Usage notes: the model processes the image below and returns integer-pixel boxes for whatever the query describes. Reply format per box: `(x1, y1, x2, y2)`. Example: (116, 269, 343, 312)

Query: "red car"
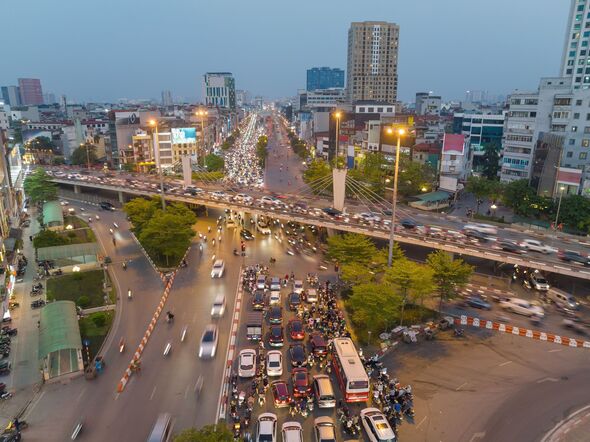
(271, 380, 291, 408)
(288, 319, 305, 341)
(291, 368, 311, 398)
(310, 332, 327, 356)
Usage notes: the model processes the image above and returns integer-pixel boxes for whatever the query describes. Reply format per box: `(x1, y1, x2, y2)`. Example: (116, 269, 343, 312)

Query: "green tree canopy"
(426, 250, 473, 312)
(349, 152, 387, 195)
(397, 153, 436, 197)
(173, 424, 233, 442)
(70, 144, 98, 166)
(502, 179, 553, 218)
(481, 142, 501, 180)
(123, 197, 160, 234)
(557, 195, 590, 232)
(204, 154, 224, 171)
(303, 159, 331, 192)
(347, 283, 403, 335)
(33, 229, 68, 248)
(340, 262, 377, 286)
(28, 136, 56, 151)
(23, 168, 58, 204)
(326, 233, 377, 266)
(138, 211, 195, 266)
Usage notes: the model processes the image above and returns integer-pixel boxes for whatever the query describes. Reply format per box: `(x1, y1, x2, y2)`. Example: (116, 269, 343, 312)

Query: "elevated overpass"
(51, 177, 590, 281)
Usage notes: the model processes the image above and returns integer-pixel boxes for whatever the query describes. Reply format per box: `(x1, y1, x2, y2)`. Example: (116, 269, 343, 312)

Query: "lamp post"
(386, 127, 406, 267)
(334, 111, 342, 164)
(148, 119, 166, 210)
(554, 186, 566, 230)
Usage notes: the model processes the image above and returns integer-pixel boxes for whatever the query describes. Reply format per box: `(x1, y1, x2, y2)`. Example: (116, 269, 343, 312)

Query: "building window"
(575, 113, 581, 119)
(573, 126, 579, 131)
(580, 152, 588, 160)
(359, 107, 365, 112)
(567, 151, 574, 158)
(450, 155, 457, 160)
(583, 139, 590, 147)
(570, 139, 576, 145)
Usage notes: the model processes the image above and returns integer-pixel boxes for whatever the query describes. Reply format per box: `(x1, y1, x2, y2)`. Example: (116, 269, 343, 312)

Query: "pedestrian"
(29, 235, 33, 242)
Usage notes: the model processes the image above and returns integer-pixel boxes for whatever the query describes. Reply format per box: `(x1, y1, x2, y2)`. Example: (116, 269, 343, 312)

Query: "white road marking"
(548, 349, 563, 353)
(76, 388, 86, 402)
(149, 386, 157, 400)
(184, 385, 190, 399)
(470, 432, 486, 441)
(456, 382, 468, 391)
(23, 391, 45, 418)
(416, 416, 427, 429)
(536, 377, 559, 383)
(499, 361, 512, 367)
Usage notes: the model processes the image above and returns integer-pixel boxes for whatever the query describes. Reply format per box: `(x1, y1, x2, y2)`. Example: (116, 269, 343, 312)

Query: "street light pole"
(387, 128, 405, 267)
(554, 186, 566, 230)
(149, 119, 166, 211)
(334, 111, 341, 163)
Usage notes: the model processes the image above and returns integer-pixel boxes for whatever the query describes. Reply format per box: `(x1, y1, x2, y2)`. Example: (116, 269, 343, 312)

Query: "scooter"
(71, 418, 84, 440)
(181, 325, 188, 342)
(164, 342, 172, 357)
(127, 290, 132, 300)
(122, 261, 127, 270)
(119, 338, 125, 353)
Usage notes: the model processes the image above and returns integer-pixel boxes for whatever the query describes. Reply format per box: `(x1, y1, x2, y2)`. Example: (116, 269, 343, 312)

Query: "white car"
(210, 190, 226, 199)
(520, 239, 555, 254)
(314, 416, 337, 442)
(210, 294, 226, 317)
(256, 413, 277, 442)
(266, 350, 283, 376)
(360, 407, 396, 442)
(293, 280, 304, 295)
(257, 222, 271, 235)
(238, 349, 257, 378)
(211, 260, 225, 278)
(235, 193, 253, 204)
(281, 421, 303, 442)
(269, 291, 281, 306)
(464, 223, 498, 235)
(198, 324, 218, 358)
(226, 219, 237, 228)
(359, 212, 381, 223)
(260, 196, 278, 205)
(500, 297, 545, 318)
(270, 277, 281, 291)
(529, 272, 550, 291)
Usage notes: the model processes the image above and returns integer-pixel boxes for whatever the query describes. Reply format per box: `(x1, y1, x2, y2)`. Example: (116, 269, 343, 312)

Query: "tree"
(123, 197, 160, 234)
(28, 136, 56, 151)
(33, 229, 68, 248)
(71, 144, 98, 166)
(397, 153, 436, 197)
(557, 195, 590, 232)
(174, 425, 233, 442)
(24, 168, 58, 204)
(349, 152, 387, 195)
(166, 202, 198, 227)
(326, 233, 377, 266)
(347, 283, 403, 335)
(340, 262, 376, 286)
(426, 250, 473, 312)
(303, 159, 331, 192)
(502, 179, 553, 218)
(139, 212, 195, 266)
(256, 135, 268, 167)
(204, 154, 224, 171)
(481, 142, 501, 179)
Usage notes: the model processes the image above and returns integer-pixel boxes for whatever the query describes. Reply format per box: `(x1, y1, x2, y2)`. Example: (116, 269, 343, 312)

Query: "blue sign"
(171, 128, 197, 144)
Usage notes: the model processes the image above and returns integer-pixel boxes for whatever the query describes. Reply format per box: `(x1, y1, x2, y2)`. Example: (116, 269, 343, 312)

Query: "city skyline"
(1, 0, 568, 103)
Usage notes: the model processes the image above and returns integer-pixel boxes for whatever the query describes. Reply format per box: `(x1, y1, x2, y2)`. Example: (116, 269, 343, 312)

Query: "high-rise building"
(161, 90, 173, 106)
(415, 92, 442, 116)
(561, 0, 590, 89)
(346, 21, 400, 103)
(306, 67, 345, 91)
(18, 78, 44, 105)
(1, 86, 21, 107)
(203, 72, 236, 109)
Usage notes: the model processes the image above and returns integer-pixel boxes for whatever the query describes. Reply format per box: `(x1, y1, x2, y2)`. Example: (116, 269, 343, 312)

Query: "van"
(257, 275, 267, 290)
(547, 288, 580, 310)
(313, 375, 336, 408)
(305, 289, 318, 303)
(147, 413, 172, 442)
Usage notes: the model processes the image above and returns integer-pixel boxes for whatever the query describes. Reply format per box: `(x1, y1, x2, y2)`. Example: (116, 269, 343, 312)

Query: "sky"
(2, 0, 569, 103)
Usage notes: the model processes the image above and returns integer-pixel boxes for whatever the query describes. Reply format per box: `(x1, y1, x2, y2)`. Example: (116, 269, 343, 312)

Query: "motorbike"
(109, 228, 114, 235)
(52, 269, 63, 276)
(127, 289, 132, 300)
(113, 222, 119, 229)
(119, 338, 125, 353)
(166, 312, 174, 323)
(181, 326, 188, 342)
(163, 342, 172, 357)
(238, 390, 246, 408)
(122, 261, 127, 270)
(71, 418, 84, 440)
(233, 249, 239, 256)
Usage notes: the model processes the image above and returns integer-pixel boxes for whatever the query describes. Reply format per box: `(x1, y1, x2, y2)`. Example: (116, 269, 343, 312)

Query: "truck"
(246, 312, 263, 341)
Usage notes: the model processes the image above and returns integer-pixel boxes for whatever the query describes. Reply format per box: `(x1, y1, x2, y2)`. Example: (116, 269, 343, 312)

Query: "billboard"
(171, 128, 196, 144)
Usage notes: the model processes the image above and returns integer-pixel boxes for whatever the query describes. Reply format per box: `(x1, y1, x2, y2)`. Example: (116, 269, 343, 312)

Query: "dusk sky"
(2, 0, 568, 103)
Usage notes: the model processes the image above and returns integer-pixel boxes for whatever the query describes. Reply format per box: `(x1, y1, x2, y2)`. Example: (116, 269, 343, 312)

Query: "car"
(210, 190, 226, 199)
(310, 332, 328, 356)
(314, 416, 337, 442)
(288, 319, 305, 341)
(528, 271, 550, 291)
(463, 223, 498, 235)
(198, 324, 218, 358)
(234, 193, 252, 203)
(226, 219, 237, 228)
(100, 201, 115, 211)
(268, 325, 284, 347)
(305, 289, 318, 303)
(211, 259, 225, 278)
(268, 306, 283, 324)
(256, 412, 277, 441)
(520, 239, 555, 254)
(464, 296, 491, 310)
(500, 297, 545, 318)
(257, 222, 271, 235)
(269, 291, 281, 306)
(238, 349, 257, 378)
(558, 250, 590, 266)
(210, 294, 226, 317)
(359, 212, 381, 223)
(400, 218, 419, 229)
(498, 240, 526, 254)
(270, 277, 281, 291)
(289, 344, 307, 367)
(463, 228, 490, 242)
(290, 367, 311, 398)
(266, 350, 283, 376)
(252, 290, 266, 310)
(360, 407, 396, 442)
(287, 292, 302, 311)
(293, 280, 304, 294)
(270, 381, 291, 408)
(240, 229, 255, 240)
(257, 275, 267, 290)
(281, 422, 303, 442)
(260, 196, 278, 205)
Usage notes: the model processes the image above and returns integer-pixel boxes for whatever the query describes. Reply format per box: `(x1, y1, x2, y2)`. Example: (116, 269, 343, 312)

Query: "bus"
(331, 337, 370, 402)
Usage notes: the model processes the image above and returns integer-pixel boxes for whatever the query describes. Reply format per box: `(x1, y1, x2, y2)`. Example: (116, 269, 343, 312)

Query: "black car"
(322, 207, 341, 217)
(252, 290, 265, 310)
(463, 229, 489, 241)
(499, 240, 526, 254)
(289, 344, 307, 367)
(558, 250, 590, 266)
(267, 325, 284, 347)
(287, 292, 301, 311)
(400, 219, 418, 229)
(240, 229, 254, 240)
(99, 201, 115, 211)
(268, 306, 283, 324)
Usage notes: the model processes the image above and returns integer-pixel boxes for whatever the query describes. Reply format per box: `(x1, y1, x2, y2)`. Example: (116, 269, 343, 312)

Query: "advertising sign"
(171, 128, 196, 144)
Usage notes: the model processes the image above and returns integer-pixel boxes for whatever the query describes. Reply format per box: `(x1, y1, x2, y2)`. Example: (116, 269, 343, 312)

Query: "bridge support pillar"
(73, 185, 81, 194)
(332, 168, 347, 212)
(118, 191, 125, 204)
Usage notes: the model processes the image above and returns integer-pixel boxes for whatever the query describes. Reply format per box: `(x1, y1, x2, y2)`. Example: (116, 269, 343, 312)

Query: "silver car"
(198, 324, 218, 358)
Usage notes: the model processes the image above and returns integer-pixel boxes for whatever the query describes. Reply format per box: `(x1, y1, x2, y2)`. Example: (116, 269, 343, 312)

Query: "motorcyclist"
(122, 261, 127, 270)
(166, 311, 174, 322)
(127, 288, 132, 299)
